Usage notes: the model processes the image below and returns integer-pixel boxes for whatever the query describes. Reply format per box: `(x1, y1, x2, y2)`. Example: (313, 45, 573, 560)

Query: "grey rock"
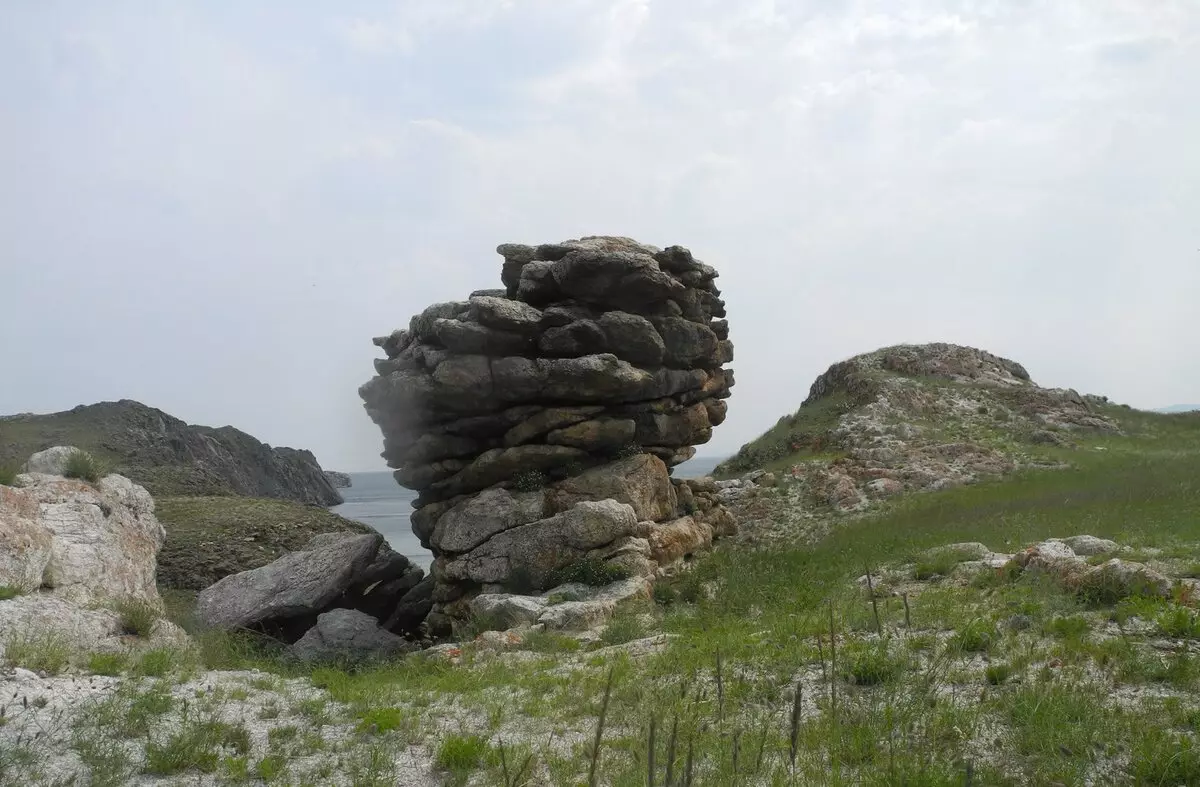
(431, 487, 547, 554)
(1062, 535, 1120, 556)
(504, 406, 605, 447)
(431, 318, 532, 356)
(195, 533, 382, 631)
(23, 446, 80, 477)
(597, 311, 666, 367)
(546, 454, 676, 522)
(440, 500, 638, 588)
(547, 418, 637, 452)
(469, 594, 547, 628)
(468, 296, 543, 334)
(539, 320, 608, 357)
(291, 609, 416, 663)
(653, 317, 720, 368)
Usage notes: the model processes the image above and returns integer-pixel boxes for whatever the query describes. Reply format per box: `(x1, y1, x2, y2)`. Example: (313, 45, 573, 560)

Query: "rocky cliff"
(0, 400, 343, 506)
(717, 343, 1121, 542)
(359, 236, 736, 626)
(325, 471, 353, 488)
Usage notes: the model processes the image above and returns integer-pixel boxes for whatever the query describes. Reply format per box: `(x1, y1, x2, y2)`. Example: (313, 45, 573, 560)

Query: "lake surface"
(332, 455, 728, 571)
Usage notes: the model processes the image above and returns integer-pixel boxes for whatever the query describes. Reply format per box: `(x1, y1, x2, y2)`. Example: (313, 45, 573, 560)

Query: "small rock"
(865, 478, 904, 498)
(13, 667, 39, 683)
(1005, 614, 1033, 631)
(1061, 535, 1119, 556)
(1078, 559, 1171, 601)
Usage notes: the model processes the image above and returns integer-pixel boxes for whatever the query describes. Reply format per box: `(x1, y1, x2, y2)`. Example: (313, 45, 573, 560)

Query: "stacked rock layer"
(359, 237, 736, 625)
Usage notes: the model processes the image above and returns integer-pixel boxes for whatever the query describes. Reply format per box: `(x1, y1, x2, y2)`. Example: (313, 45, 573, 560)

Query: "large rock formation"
(359, 237, 736, 622)
(0, 400, 343, 506)
(0, 448, 187, 660)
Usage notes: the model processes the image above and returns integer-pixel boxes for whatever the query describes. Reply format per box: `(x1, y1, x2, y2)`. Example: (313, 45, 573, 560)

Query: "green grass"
(114, 598, 159, 637)
(545, 556, 631, 588)
(86, 651, 129, 676)
(435, 734, 495, 785)
(62, 448, 109, 482)
(0, 461, 19, 487)
(144, 718, 251, 776)
(3, 631, 72, 674)
(715, 391, 855, 476)
(0, 586, 21, 601)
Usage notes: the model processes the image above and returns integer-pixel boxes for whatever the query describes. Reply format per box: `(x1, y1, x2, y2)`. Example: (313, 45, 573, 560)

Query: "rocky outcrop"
(718, 344, 1122, 540)
(0, 400, 343, 505)
(196, 531, 427, 644)
(0, 449, 187, 659)
(325, 471, 353, 488)
(359, 237, 736, 624)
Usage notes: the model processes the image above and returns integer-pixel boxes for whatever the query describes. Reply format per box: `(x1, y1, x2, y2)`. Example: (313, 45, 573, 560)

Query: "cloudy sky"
(2, 1, 1197, 472)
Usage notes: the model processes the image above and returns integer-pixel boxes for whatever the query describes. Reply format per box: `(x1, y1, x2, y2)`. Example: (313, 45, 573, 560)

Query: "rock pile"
(359, 237, 736, 625)
(195, 531, 429, 657)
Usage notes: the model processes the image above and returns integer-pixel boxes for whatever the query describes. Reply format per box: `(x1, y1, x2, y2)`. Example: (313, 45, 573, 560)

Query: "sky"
(1, 1, 1198, 472)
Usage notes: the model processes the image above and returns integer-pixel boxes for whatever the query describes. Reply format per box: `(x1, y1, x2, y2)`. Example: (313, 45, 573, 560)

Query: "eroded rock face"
(0, 452, 186, 658)
(359, 237, 737, 624)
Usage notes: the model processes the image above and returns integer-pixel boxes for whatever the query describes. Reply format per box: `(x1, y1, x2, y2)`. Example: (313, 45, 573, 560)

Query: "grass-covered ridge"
(155, 496, 375, 591)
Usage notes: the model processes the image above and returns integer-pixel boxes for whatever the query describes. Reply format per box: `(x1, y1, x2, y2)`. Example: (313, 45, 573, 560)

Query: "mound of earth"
(154, 496, 376, 591)
(718, 343, 1122, 540)
(0, 400, 343, 505)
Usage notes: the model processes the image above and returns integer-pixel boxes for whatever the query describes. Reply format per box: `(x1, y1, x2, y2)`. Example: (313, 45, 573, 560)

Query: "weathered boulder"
(1077, 559, 1171, 601)
(439, 500, 639, 589)
(195, 533, 382, 631)
(431, 488, 546, 554)
(1061, 535, 1120, 556)
(546, 454, 676, 522)
(22, 446, 80, 476)
(647, 516, 713, 566)
(2, 472, 165, 606)
(290, 608, 417, 663)
(0, 452, 185, 661)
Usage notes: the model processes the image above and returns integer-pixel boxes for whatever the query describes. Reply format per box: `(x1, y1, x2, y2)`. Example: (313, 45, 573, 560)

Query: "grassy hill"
(0, 399, 342, 505)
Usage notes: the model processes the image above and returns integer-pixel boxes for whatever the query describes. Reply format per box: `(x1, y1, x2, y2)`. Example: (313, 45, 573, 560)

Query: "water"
(332, 472, 431, 571)
(331, 456, 729, 571)
(673, 455, 728, 478)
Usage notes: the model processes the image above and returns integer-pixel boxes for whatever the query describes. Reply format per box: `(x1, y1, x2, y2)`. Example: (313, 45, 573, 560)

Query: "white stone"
(1061, 535, 1120, 556)
(22, 446, 82, 477)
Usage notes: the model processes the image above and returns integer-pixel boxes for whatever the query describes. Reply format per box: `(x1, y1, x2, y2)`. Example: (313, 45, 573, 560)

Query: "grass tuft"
(0, 461, 20, 487)
(546, 557, 631, 588)
(3, 631, 72, 674)
(114, 598, 160, 637)
(62, 449, 108, 483)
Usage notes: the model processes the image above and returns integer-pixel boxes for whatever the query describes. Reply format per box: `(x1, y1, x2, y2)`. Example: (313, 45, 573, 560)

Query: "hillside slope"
(0, 400, 342, 506)
(717, 343, 1126, 539)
